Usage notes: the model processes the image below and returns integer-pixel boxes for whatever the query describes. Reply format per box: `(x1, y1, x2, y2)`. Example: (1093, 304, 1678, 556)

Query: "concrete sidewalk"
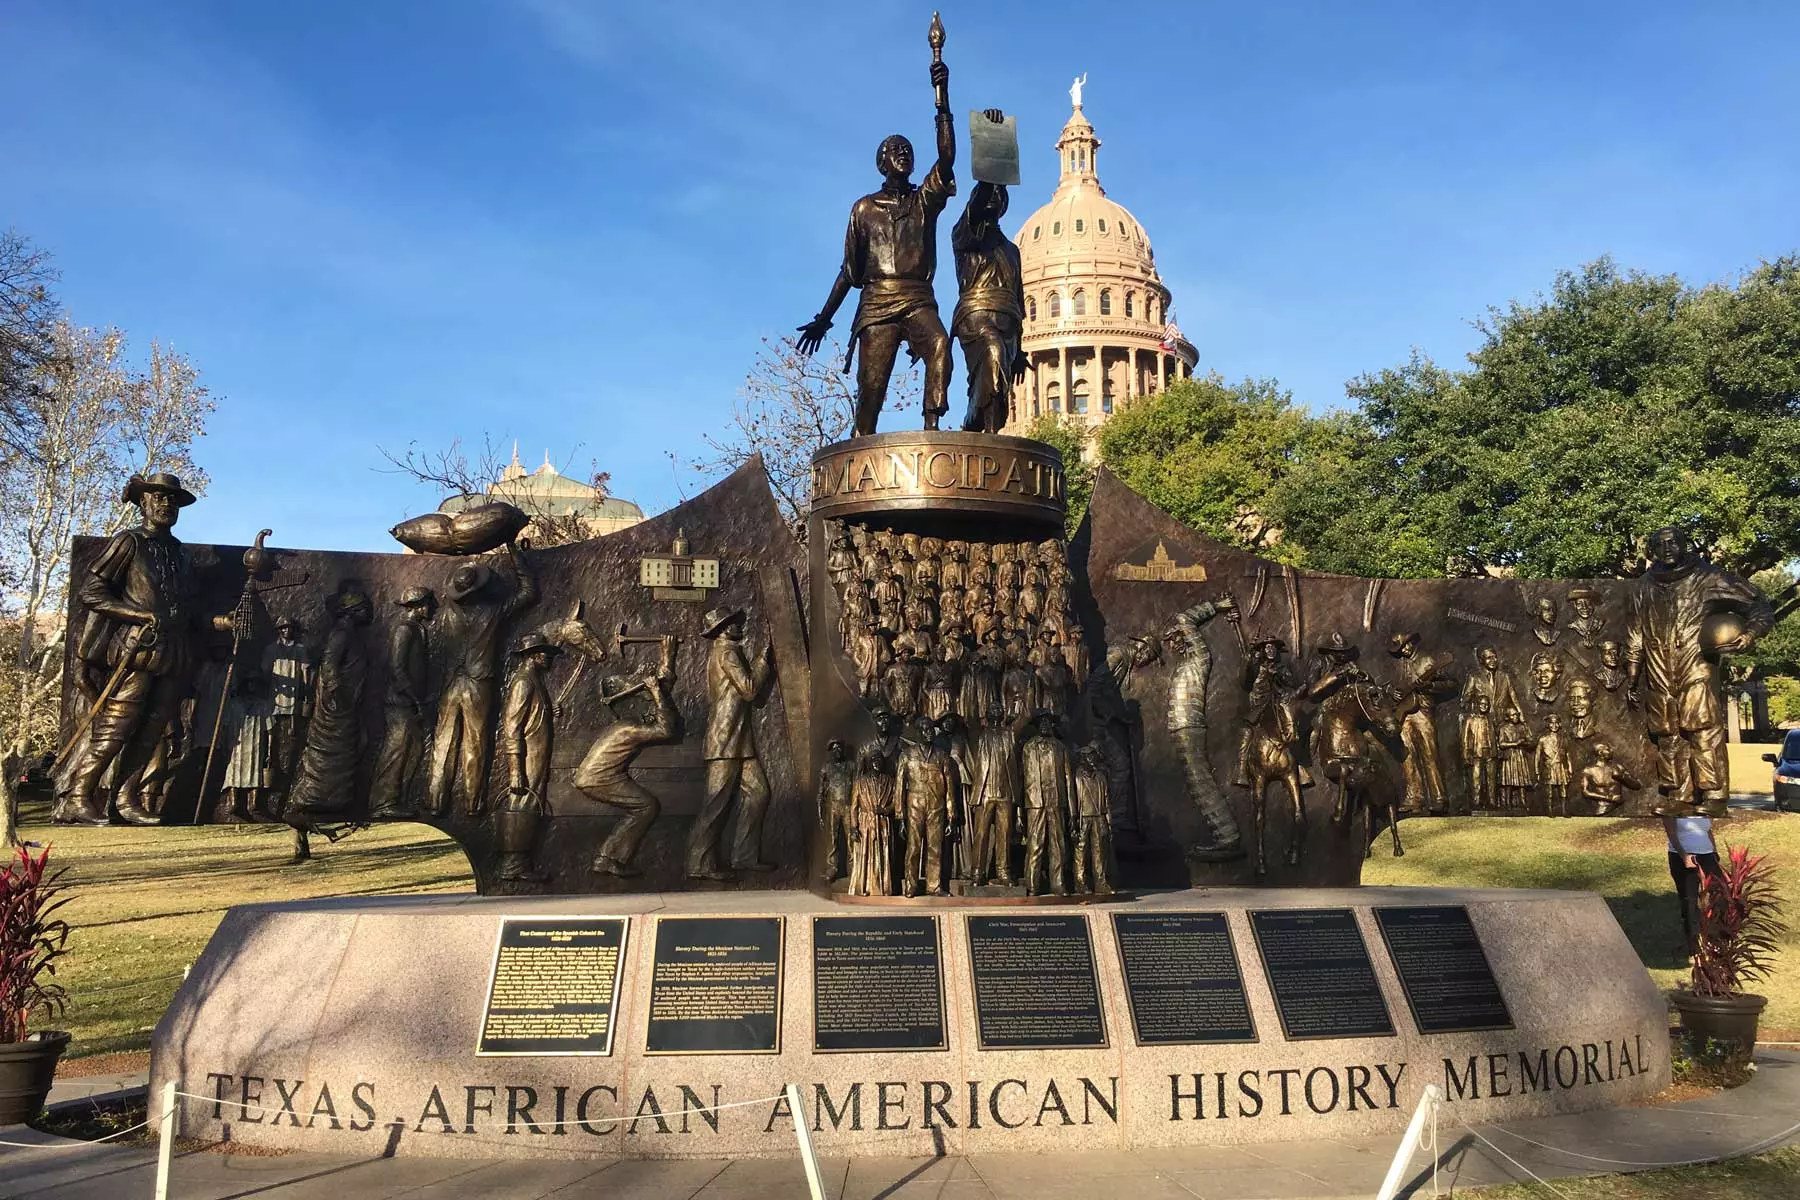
(3, 1052, 1795, 1199)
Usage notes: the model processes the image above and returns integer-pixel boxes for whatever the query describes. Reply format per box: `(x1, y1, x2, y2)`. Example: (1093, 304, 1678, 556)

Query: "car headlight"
(1778, 774, 1800, 785)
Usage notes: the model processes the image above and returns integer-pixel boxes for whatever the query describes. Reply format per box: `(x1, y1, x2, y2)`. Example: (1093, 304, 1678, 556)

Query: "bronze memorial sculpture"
(796, 14, 956, 435)
(60, 18, 1781, 906)
(136, 19, 1715, 1168)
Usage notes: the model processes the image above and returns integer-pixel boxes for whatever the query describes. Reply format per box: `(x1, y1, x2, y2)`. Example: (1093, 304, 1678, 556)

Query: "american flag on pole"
(1159, 313, 1182, 352)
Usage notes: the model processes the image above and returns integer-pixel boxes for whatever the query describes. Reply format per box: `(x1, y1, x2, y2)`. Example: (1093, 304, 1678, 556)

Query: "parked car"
(1764, 730, 1800, 812)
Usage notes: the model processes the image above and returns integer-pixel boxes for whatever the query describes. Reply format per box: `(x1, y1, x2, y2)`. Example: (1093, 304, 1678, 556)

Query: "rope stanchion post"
(1376, 1083, 1442, 1200)
(786, 1083, 826, 1200)
(153, 1079, 176, 1200)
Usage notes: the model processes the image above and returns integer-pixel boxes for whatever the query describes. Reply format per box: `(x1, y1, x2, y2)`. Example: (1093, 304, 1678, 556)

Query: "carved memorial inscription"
(1113, 912, 1256, 1045)
(645, 916, 784, 1055)
(477, 917, 629, 1056)
(1375, 906, 1514, 1034)
(1249, 909, 1395, 1041)
(967, 914, 1106, 1050)
(812, 915, 947, 1052)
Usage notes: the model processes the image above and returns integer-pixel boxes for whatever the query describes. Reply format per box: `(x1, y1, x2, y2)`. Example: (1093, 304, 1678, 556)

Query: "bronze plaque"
(812, 915, 947, 1052)
(1113, 912, 1256, 1045)
(645, 916, 784, 1055)
(968, 111, 1020, 186)
(476, 917, 628, 1056)
(810, 431, 1066, 526)
(966, 914, 1107, 1049)
(1249, 909, 1395, 1040)
(1374, 906, 1514, 1034)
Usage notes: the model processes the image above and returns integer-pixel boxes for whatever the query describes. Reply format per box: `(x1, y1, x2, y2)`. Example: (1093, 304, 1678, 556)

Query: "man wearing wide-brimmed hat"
(58, 472, 210, 825)
(369, 586, 437, 819)
(495, 631, 561, 882)
(1387, 629, 1453, 814)
(427, 541, 538, 818)
(685, 606, 775, 880)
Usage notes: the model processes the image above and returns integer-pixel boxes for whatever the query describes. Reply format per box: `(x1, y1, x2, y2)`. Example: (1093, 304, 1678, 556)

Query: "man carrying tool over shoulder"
(58, 473, 236, 826)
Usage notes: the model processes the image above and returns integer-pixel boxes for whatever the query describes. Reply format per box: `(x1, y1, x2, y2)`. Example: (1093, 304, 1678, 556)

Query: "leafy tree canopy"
(1096, 256, 1800, 583)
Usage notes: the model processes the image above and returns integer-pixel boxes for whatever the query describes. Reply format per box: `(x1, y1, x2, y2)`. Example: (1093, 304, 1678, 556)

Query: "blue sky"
(6, 1, 1798, 551)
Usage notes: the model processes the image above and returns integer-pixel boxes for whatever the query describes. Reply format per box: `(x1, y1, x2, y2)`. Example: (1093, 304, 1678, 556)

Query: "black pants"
(1669, 850, 1721, 953)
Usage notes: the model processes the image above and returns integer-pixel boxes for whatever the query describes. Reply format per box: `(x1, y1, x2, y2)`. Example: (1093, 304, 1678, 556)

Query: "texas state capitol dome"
(1001, 83, 1198, 439)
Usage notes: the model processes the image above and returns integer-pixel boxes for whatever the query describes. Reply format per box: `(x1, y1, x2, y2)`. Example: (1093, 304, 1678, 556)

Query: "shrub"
(1691, 845, 1786, 999)
(0, 845, 71, 1042)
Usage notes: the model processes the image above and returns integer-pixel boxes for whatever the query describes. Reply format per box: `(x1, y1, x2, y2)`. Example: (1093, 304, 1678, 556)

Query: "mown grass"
(1364, 811, 1800, 1031)
(1466, 1145, 1800, 1197)
(24, 801, 472, 1058)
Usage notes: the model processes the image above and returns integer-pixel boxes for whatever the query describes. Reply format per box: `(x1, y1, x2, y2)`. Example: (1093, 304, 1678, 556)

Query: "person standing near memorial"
(1019, 711, 1073, 896)
(369, 586, 436, 819)
(952, 163, 1027, 433)
(1496, 704, 1534, 812)
(288, 582, 374, 821)
(1387, 631, 1454, 815)
(428, 541, 539, 818)
(894, 716, 957, 896)
(58, 473, 223, 826)
(968, 700, 1019, 885)
(847, 744, 896, 897)
(261, 615, 312, 788)
(814, 738, 855, 883)
(1627, 526, 1773, 816)
(795, 44, 956, 433)
(1536, 715, 1574, 817)
(496, 632, 561, 882)
(1071, 743, 1113, 894)
(686, 606, 776, 880)
(1661, 813, 1718, 958)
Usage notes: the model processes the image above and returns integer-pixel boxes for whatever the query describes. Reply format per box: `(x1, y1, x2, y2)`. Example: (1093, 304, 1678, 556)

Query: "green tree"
(1022, 412, 1092, 538)
(1290, 256, 1800, 579)
(1095, 375, 1317, 562)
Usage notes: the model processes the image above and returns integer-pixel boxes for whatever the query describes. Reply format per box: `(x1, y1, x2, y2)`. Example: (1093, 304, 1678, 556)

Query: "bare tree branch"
(681, 335, 921, 525)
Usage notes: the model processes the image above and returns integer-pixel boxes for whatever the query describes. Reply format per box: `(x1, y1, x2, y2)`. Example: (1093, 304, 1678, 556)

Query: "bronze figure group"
(821, 519, 1111, 897)
(796, 16, 1027, 437)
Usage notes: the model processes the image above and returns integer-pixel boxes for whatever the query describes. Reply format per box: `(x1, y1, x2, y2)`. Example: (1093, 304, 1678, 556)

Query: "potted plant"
(0, 844, 71, 1124)
(1670, 844, 1786, 1057)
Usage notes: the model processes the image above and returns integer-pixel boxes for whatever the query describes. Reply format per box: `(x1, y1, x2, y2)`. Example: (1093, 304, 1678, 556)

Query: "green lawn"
(1365, 811, 1800, 1032)
(1466, 1146, 1800, 1197)
(26, 803, 472, 1058)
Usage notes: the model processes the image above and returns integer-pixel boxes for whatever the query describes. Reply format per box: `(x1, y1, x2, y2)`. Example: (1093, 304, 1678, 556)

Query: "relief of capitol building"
(1002, 84, 1199, 438)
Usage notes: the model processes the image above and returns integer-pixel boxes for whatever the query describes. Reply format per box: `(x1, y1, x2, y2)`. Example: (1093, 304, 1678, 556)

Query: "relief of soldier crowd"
(816, 520, 1114, 898)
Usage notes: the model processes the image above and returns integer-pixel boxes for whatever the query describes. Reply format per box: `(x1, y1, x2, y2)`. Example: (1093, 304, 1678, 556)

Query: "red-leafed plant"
(0, 845, 71, 1042)
(1691, 844, 1786, 999)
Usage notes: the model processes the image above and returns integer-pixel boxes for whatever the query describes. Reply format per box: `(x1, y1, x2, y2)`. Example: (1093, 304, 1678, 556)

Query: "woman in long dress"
(1497, 705, 1535, 812)
(288, 583, 374, 819)
(847, 747, 895, 897)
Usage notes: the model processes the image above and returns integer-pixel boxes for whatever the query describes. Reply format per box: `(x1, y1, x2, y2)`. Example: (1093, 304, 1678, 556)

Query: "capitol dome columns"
(1007, 80, 1198, 442)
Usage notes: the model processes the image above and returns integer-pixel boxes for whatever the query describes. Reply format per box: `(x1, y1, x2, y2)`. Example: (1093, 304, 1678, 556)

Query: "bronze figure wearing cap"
(58, 472, 211, 825)
(494, 631, 562, 882)
(685, 606, 777, 879)
(369, 586, 437, 819)
(427, 540, 539, 818)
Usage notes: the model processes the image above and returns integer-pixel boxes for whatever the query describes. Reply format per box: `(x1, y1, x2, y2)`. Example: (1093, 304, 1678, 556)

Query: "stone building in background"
(1004, 85, 1198, 440)
(440, 446, 643, 543)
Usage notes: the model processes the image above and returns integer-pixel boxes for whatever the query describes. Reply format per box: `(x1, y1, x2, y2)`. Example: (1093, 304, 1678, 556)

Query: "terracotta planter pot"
(1670, 990, 1767, 1055)
(0, 1031, 70, 1125)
